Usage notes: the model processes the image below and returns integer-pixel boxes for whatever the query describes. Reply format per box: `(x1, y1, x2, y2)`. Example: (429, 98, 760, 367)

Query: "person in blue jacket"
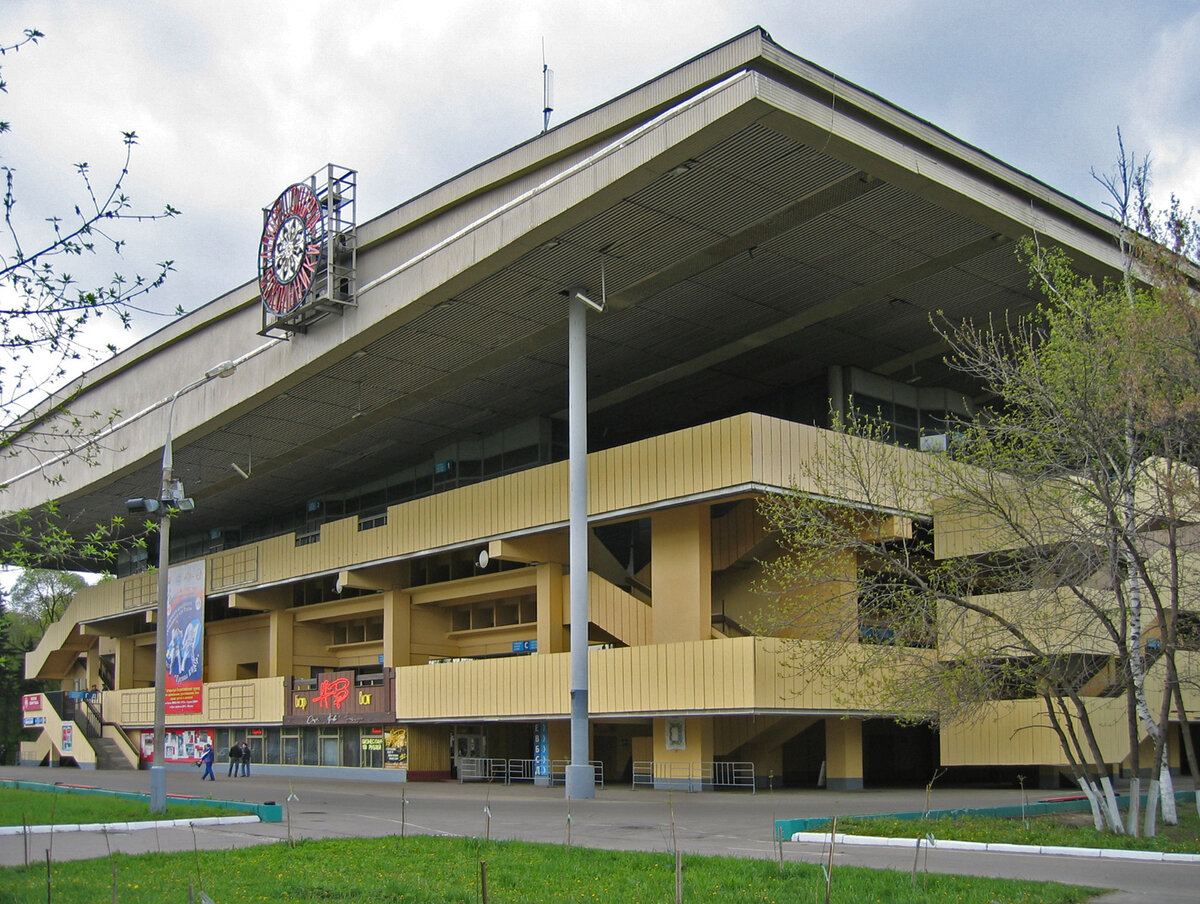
(198, 744, 216, 781)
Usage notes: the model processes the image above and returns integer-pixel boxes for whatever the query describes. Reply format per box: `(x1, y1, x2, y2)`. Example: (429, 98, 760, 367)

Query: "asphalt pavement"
(1, 765, 1195, 903)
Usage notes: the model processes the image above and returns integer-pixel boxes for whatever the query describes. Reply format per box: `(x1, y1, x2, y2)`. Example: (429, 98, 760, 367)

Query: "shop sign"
(21, 694, 41, 711)
(284, 669, 394, 726)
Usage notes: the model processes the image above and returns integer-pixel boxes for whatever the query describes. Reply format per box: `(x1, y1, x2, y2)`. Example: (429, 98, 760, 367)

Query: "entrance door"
(450, 730, 486, 778)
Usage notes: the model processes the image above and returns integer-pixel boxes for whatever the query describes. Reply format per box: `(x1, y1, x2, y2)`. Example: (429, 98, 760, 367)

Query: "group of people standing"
(197, 740, 251, 780)
(227, 740, 253, 777)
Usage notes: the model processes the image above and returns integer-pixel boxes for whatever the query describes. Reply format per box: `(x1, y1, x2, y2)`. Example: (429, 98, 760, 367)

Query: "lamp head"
(567, 287, 605, 313)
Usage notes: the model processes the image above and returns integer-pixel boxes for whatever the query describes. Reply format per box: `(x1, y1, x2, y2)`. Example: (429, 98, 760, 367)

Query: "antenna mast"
(542, 38, 554, 132)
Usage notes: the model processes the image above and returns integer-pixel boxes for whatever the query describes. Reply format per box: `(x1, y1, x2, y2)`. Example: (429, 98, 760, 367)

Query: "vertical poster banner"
(384, 727, 408, 768)
(61, 723, 74, 754)
(533, 722, 549, 778)
(164, 560, 206, 714)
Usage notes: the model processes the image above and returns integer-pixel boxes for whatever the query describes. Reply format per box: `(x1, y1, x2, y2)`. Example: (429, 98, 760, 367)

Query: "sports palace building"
(10, 28, 1189, 792)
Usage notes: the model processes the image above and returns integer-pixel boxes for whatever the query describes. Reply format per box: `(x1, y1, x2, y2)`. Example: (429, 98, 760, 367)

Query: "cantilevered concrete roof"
(1, 28, 1126, 559)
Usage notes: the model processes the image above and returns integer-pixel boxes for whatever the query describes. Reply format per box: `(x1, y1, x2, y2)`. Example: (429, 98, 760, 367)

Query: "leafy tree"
(0, 28, 175, 568)
(0, 590, 41, 763)
(757, 150, 1199, 837)
(8, 567, 84, 632)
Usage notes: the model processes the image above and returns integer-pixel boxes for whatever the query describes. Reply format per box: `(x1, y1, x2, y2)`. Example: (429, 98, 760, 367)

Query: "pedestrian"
(199, 744, 216, 781)
(227, 740, 242, 777)
(238, 740, 252, 777)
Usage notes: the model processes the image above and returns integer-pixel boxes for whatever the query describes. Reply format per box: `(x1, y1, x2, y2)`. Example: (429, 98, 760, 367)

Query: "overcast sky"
(3, 0, 1198, 359)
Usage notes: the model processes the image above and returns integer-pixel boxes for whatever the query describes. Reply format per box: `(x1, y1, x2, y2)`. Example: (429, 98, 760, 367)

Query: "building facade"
(11, 29, 1192, 789)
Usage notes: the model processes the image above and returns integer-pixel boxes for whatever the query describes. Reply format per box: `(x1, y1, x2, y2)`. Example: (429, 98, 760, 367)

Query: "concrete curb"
(789, 831, 1200, 863)
(0, 815, 260, 836)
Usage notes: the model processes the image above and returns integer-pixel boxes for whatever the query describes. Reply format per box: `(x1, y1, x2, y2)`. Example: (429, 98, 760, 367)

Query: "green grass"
(0, 788, 234, 827)
(0, 835, 1096, 904)
(813, 807, 1200, 854)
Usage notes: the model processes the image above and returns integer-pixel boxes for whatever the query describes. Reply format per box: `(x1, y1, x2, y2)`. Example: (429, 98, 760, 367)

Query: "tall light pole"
(565, 288, 602, 800)
(130, 360, 237, 813)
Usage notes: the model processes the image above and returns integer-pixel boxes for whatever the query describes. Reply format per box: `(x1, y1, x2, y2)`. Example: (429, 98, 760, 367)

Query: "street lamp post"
(132, 361, 236, 813)
(565, 288, 602, 800)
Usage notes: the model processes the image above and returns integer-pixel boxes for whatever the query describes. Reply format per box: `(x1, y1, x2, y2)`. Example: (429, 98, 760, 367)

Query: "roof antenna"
(542, 38, 554, 132)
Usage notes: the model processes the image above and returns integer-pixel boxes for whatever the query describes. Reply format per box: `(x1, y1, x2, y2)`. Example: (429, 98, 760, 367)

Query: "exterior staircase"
(90, 736, 137, 771)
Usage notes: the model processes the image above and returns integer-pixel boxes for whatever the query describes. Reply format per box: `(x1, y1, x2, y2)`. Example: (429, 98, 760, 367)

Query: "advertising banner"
(139, 728, 214, 763)
(61, 723, 74, 754)
(384, 727, 408, 768)
(21, 694, 41, 711)
(164, 560, 206, 714)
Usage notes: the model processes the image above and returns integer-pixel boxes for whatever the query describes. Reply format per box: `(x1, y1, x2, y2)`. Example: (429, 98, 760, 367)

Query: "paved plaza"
(0, 766, 1194, 903)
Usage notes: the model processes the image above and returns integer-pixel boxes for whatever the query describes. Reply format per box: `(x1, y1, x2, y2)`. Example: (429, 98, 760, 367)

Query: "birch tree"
(758, 153, 1199, 837)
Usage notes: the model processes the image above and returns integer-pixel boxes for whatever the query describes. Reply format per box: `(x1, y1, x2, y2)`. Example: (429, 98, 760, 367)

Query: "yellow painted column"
(652, 716, 713, 790)
(537, 563, 566, 653)
(384, 590, 412, 667)
(825, 717, 864, 791)
(115, 637, 135, 690)
(650, 504, 712, 643)
(268, 609, 295, 678)
(85, 647, 101, 690)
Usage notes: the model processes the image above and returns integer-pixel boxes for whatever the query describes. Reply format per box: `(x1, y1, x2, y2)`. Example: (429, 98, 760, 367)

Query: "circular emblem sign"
(258, 183, 325, 315)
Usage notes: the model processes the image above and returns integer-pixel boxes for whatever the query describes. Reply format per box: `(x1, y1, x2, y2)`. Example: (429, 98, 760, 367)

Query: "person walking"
(227, 741, 242, 777)
(199, 744, 216, 781)
(238, 740, 252, 777)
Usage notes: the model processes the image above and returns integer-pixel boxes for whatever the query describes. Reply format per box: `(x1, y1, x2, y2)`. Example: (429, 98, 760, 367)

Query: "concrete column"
(85, 647, 101, 690)
(384, 590, 412, 667)
(650, 504, 712, 643)
(115, 637, 135, 690)
(268, 609, 295, 678)
(825, 717, 864, 791)
(652, 715, 713, 791)
(536, 563, 566, 653)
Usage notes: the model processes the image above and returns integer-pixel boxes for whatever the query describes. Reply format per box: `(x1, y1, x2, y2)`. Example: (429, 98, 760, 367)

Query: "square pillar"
(384, 590, 411, 667)
(536, 563, 566, 653)
(115, 637, 135, 690)
(651, 504, 712, 643)
(825, 717, 863, 791)
(652, 716, 713, 791)
(268, 609, 294, 677)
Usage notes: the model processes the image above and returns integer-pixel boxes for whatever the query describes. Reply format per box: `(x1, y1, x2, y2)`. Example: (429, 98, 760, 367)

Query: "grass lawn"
(813, 807, 1200, 854)
(0, 834, 1097, 904)
(0, 788, 236, 827)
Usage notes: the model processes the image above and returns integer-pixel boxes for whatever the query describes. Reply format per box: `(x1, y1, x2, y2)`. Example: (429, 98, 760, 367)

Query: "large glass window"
(302, 729, 319, 765)
(282, 729, 298, 763)
(320, 728, 340, 766)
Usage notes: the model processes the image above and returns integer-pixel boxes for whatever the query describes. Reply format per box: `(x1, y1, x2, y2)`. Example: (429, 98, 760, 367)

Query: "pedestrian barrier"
(632, 760, 755, 792)
(457, 757, 508, 782)
(549, 759, 604, 789)
(458, 757, 604, 788)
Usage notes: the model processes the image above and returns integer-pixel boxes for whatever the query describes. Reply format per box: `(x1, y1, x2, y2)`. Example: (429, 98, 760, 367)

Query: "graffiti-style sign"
(311, 676, 352, 709)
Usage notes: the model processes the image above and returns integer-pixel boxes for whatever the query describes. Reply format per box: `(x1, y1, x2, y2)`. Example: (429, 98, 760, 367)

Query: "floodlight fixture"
(568, 287, 605, 313)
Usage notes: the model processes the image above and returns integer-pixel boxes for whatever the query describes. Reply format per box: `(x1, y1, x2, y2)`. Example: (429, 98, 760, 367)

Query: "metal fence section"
(549, 759, 604, 789)
(457, 757, 508, 782)
(458, 757, 604, 788)
(632, 760, 755, 792)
